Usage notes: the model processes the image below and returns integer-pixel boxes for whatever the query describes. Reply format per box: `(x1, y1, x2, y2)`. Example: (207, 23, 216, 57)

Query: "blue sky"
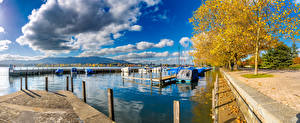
(0, 0, 299, 64)
(0, 0, 201, 64)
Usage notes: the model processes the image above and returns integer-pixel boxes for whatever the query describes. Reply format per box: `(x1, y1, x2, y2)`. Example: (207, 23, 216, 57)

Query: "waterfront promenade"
(0, 90, 113, 122)
(222, 69, 299, 122)
(228, 70, 300, 112)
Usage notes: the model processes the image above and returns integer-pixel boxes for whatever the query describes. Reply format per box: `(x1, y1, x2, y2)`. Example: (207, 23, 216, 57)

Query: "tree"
(190, 0, 299, 73)
(190, 0, 256, 70)
(261, 43, 293, 69)
(247, 0, 300, 74)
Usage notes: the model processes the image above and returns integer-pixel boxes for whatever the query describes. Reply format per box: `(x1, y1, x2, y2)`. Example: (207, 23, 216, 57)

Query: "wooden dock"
(122, 75, 176, 82)
(7, 67, 140, 76)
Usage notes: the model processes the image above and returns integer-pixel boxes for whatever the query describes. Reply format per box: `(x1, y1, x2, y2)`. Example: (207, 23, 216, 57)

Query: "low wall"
(221, 70, 299, 123)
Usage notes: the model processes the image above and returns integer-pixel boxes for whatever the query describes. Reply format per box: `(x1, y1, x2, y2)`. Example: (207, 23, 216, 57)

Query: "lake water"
(0, 67, 216, 123)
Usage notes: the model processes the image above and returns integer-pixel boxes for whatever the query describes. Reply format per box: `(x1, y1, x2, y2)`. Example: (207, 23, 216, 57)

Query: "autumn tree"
(190, 0, 300, 74)
(190, 0, 257, 70)
(248, 0, 300, 74)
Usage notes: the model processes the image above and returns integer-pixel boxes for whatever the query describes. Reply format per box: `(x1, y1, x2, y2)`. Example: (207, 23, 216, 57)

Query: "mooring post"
(150, 71, 153, 86)
(45, 77, 48, 91)
(159, 68, 162, 86)
(107, 88, 115, 121)
(25, 75, 28, 90)
(20, 77, 22, 90)
(71, 77, 74, 92)
(174, 100, 180, 123)
(133, 70, 135, 77)
(66, 76, 69, 91)
(82, 81, 86, 103)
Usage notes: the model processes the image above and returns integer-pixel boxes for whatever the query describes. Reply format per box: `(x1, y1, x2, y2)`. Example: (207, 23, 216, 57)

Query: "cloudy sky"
(0, 0, 202, 64)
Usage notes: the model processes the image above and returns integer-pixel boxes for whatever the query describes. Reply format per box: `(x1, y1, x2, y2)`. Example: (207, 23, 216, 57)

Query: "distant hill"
(0, 56, 129, 65)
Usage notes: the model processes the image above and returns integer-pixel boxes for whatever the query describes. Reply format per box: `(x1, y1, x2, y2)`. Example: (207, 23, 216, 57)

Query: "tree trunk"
(229, 61, 233, 71)
(233, 54, 238, 71)
(254, 28, 260, 75)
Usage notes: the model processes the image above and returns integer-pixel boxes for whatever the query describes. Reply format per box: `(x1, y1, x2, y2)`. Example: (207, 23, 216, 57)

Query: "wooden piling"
(20, 77, 22, 90)
(107, 88, 115, 121)
(174, 100, 180, 123)
(45, 77, 48, 91)
(82, 81, 86, 103)
(25, 75, 28, 90)
(66, 76, 69, 91)
(159, 68, 162, 86)
(71, 77, 74, 92)
(150, 71, 153, 86)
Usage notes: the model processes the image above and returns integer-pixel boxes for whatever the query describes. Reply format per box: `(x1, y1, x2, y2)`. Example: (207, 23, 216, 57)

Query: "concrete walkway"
(223, 70, 299, 123)
(0, 90, 113, 123)
(229, 70, 300, 111)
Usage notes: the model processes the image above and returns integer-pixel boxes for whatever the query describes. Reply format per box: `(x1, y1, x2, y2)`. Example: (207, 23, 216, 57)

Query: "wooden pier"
(122, 75, 176, 82)
(8, 67, 140, 76)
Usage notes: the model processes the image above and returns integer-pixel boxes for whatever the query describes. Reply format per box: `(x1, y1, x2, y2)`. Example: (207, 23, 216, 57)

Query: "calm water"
(0, 67, 217, 123)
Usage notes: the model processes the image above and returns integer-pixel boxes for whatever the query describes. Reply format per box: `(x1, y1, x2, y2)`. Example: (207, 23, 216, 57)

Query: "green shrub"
(261, 44, 293, 69)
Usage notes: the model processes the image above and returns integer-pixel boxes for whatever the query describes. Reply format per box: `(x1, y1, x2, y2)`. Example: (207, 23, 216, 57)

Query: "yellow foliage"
(190, 0, 299, 70)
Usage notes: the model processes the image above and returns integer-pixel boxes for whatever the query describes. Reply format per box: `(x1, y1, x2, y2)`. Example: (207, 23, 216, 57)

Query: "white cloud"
(119, 51, 193, 64)
(16, 0, 160, 54)
(0, 0, 3, 4)
(111, 51, 169, 60)
(136, 41, 154, 50)
(0, 54, 46, 61)
(172, 52, 179, 56)
(0, 26, 5, 33)
(79, 38, 174, 57)
(179, 37, 191, 47)
(0, 40, 11, 51)
(154, 39, 174, 48)
(130, 25, 142, 31)
(151, 10, 168, 22)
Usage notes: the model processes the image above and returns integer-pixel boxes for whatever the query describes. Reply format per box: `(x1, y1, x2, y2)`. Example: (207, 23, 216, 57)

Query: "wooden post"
(107, 88, 115, 121)
(66, 76, 69, 91)
(82, 81, 86, 103)
(174, 100, 180, 123)
(45, 77, 48, 91)
(133, 70, 135, 77)
(20, 77, 22, 90)
(150, 71, 153, 86)
(71, 77, 74, 92)
(25, 75, 28, 90)
(159, 68, 162, 86)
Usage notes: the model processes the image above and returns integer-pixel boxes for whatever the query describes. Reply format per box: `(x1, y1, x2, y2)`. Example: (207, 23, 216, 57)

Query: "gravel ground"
(229, 70, 300, 111)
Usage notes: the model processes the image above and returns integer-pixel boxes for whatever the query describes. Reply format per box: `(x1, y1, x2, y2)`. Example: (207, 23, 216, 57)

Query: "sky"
(0, 0, 201, 64)
(0, 0, 299, 64)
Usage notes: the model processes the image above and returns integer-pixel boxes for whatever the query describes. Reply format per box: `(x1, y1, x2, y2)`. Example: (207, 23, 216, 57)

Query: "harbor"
(1, 0, 299, 122)
(0, 67, 215, 123)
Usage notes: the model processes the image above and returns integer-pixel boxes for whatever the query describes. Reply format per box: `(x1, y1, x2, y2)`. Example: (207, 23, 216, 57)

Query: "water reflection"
(0, 67, 216, 123)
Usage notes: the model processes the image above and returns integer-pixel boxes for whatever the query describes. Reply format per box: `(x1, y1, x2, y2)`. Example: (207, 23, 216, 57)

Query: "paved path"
(229, 70, 300, 112)
(0, 90, 113, 123)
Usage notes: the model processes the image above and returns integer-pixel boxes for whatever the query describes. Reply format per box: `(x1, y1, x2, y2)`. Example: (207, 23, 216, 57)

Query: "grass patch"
(241, 74, 273, 78)
(289, 64, 300, 69)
